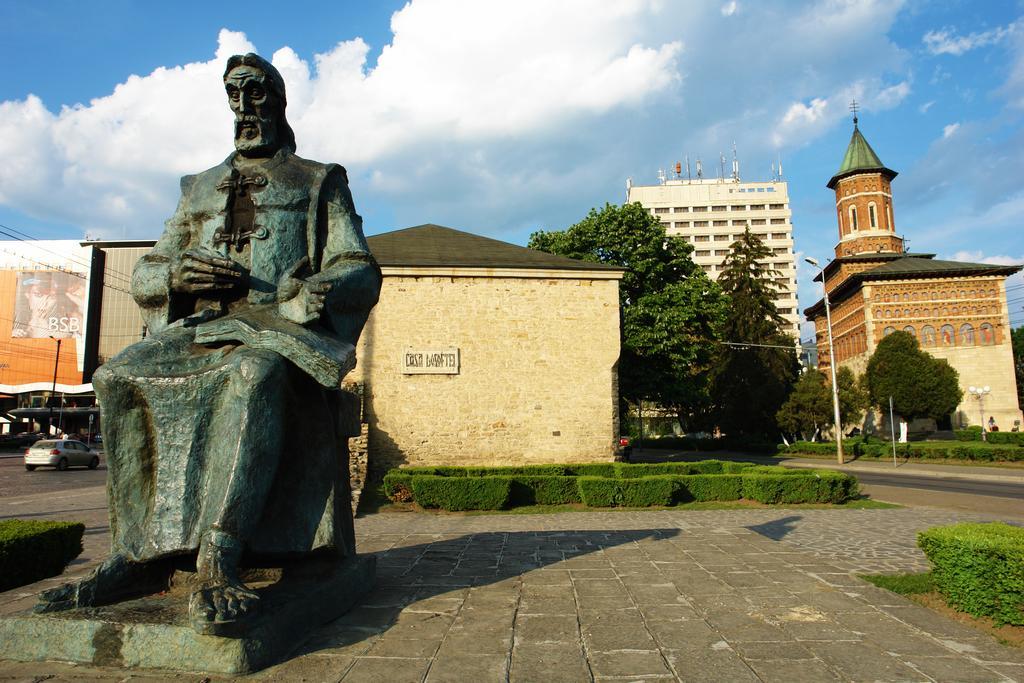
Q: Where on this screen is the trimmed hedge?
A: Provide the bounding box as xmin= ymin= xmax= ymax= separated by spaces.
xmin=742 ymin=471 xmax=858 ymax=504
xmin=918 ymin=523 xmax=1024 ymax=626
xmin=508 ymin=476 xmax=581 ymax=506
xmin=411 ymin=476 xmax=510 ymax=511
xmin=954 ymin=427 xmax=1024 ymax=446
xmin=782 ymin=440 xmax=1024 ymax=462
xmin=385 ymin=461 xmax=859 ymax=510
xmin=0 ymin=520 xmax=85 ymax=592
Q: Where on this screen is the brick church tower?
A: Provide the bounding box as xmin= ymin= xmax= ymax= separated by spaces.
xmin=805 ymin=111 xmax=1023 ymax=432
xmin=828 ymin=114 xmax=905 ymax=257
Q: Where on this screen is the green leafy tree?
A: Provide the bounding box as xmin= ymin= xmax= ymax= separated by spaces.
xmin=835 ymin=366 xmax=870 ymax=432
xmin=1013 ymin=326 xmax=1024 ymax=412
xmin=776 ymin=371 xmax=831 ymax=440
xmin=709 ymin=229 xmax=799 ymax=438
xmin=865 ymin=331 xmax=961 ymax=422
xmin=529 ymin=203 xmax=728 ymax=423
xmin=776 ymin=367 xmax=870 ymax=441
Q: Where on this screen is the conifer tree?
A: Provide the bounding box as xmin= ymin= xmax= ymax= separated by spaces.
xmin=709 ymin=229 xmax=799 ymax=438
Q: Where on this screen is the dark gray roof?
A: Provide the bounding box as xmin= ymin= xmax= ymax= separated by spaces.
xmin=805 ymin=255 xmax=1021 ymax=318
xmin=367 ymin=224 xmax=623 ymax=272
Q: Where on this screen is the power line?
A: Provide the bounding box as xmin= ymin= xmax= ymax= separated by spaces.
xmin=0 ymin=223 xmax=133 ymax=286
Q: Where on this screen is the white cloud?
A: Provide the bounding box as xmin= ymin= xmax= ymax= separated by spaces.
xmin=942 ymin=122 xmax=960 ymax=138
xmin=721 ymin=1 xmax=738 ymax=17
xmin=0 ymin=0 xmax=915 ymax=240
xmin=923 ymin=23 xmax=1016 ymax=56
xmin=919 ymin=100 xmax=935 ymax=113
xmin=770 ymin=79 xmax=910 ymax=148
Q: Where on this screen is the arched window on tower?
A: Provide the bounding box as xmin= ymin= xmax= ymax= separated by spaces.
xmin=869 ymin=202 xmax=878 ymax=228
xmin=960 ymin=324 xmax=975 ymax=345
xmin=849 ymin=206 xmax=858 ymax=231
xmin=903 ymin=325 xmax=916 ymax=339
xmin=921 ymin=325 xmax=936 ymax=346
xmin=980 ymin=323 xmax=994 ymax=345
xmin=883 ymin=326 xmax=896 ymax=337
xmin=940 ymin=324 xmax=955 ymax=346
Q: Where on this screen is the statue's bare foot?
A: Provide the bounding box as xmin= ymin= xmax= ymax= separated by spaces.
xmin=35 ymin=554 xmax=171 ymax=613
xmin=188 ymin=527 xmax=258 ymax=635
xmin=188 ymin=581 xmax=260 ymax=635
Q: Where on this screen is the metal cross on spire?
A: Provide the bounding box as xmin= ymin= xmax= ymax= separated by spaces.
xmin=849 ymin=99 xmax=860 ymax=126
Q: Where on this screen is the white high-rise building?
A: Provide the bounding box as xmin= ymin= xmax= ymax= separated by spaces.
xmin=626 ymin=174 xmax=800 ymax=339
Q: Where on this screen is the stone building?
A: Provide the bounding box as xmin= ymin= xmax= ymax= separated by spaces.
xmin=626 ymin=175 xmax=799 ymax=338
xmin=804 ymin=118 xmax=1022 ymax=430
xmin=353 ymin=225 xmax=624 ymax=471
xmin=12 ymin=226 xmax=625 ymax=468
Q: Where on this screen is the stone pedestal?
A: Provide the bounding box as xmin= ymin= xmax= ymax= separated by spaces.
xmin=0 ymin=555 xmax=374 ymax=675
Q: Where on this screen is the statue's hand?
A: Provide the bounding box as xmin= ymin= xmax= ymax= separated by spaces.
xmin=171 ymin=250 xmax=245 ymax=293
xmin=277 ymin=257 xmax=331 ymax=325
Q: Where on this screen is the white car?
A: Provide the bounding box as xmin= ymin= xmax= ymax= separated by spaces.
xmin=24 ymin=439 xmax=100 ymax=471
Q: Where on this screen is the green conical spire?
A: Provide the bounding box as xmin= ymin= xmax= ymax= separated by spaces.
xmin=827 ymin=123 xmax=896 ymax=189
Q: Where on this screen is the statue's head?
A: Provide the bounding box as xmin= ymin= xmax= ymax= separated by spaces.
xmin=223 ymin=53 xmax=296 ymax=157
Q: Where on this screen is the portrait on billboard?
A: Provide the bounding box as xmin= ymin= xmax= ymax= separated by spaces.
xmin=11 ymin=271 xmax=85 ymax=339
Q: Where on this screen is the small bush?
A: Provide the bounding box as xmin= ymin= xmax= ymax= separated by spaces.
xmin=0 ymin=520 xmax=85 ymax=592
xmin=675 ymin=474 xmax=743 ymax=502
xmin=955 ymin=426 xmax=984 ymax=441
xmin=987 ymin=432 xmax=1024 ymax=446
xmin=383 ymin=472 xmax=414 ymax=501
xmin=918 ymin=523 xmax=1024 ymax=626
xmin=411 ymin=475 xmax=510 ymax=511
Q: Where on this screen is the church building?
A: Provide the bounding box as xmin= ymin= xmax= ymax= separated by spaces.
xmin=804 ymin=115 xmax=1022 ymax=431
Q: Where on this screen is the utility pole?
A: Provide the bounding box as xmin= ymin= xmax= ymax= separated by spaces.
xmin=48 ymin=336 xmax=62 ymax=436
xmin=806 ymin=258 xmax=844 ymax=464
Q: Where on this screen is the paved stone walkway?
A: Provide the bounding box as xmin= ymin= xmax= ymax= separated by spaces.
xmin=1 ymin=508 xmax=1022 ymax=681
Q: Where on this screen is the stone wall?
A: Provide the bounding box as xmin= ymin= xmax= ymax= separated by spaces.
xmin=351 ymin=270 xmax=622 ymax=473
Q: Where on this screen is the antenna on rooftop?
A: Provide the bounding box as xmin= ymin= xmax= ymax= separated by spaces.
xmin=719 ymin=153 xmax=726 ymax=182
xmin=731 ymin=142 xmax=740 ymax=182
xmin=674 ymin=161 xmax=682 ymax=179
xmin=696 ymin=157 xmax=703 ymax=180
xmin=849 ymin=99 xmax=860 ymax=126
xmin=657 ymin=168 xmax=666 ymax=184
xmin=685 ymin=155 xmax=692 ymax=182
xmin=778 ymin=154 xmax=784 ymax=180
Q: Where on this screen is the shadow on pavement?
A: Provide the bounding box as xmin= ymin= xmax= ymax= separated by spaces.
xmin=745 ymin=515 xmax=803 ymax=541
xmin=298 ymin=527 xmax=679 ymax=655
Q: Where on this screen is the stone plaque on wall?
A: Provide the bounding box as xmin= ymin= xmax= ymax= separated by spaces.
xmin=402 ymin=347 xmax=460 ymax=374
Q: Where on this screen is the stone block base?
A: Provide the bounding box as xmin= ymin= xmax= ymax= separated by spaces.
xmin=0 ymin=554 xmax=375 ymax=675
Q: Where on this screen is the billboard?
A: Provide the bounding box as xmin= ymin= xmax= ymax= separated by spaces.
xmin=11 ymin=270 xmax=86 ymax=340
xmin=0 ymin=241 xmax=94 ymax=391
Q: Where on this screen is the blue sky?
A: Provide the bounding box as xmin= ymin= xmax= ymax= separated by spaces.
xmin=1 ymin=0 xmax=1022 ymax=335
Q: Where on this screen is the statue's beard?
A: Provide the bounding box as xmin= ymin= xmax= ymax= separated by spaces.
xmin=234 ymin=115 xmax=278 ymax=156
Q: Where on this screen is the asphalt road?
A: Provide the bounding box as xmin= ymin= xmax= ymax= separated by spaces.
xmin=853 ymin=470 xmax=1024 ymax=500
xmin=0 ymin=452 xmax=106 ymax=499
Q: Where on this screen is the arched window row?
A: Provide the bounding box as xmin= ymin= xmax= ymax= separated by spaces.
xmin=874 ymin=288 xmax=998 ymax=304
xmin=873 ymin=305 xmax=998 ymax=319
xmin=884 ymin=322 xmax=996 ymax=347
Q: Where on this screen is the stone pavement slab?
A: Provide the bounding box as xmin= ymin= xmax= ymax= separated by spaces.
xmin=1 ymin=507 xmax=1022 ymax=681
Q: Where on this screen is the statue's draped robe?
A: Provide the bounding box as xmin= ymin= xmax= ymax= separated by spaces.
xmin=93 ymin=150 xmax=380 ymax=563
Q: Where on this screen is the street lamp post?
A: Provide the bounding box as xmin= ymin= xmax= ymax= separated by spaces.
xmin=968 ymin=385 xmax=991 ymax=442
xmin=48 ymin=336 xmax=62 ymax=436
xmin=806 ymin=257 xmax=844 ymax=464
